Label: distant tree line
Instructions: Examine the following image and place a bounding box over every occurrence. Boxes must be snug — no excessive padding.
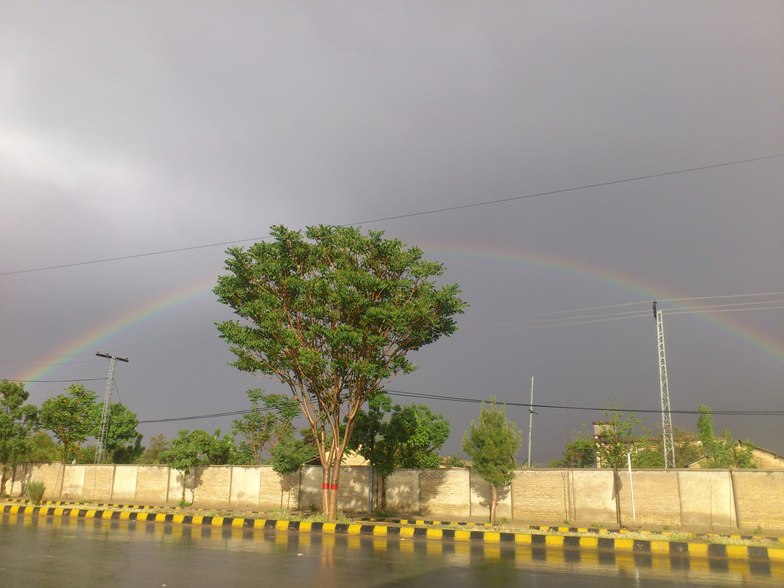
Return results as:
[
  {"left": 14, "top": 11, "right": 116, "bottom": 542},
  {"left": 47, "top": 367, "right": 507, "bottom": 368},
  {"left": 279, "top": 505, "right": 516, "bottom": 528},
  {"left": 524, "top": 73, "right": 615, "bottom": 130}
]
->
[{"left": 549, "top": 401, "right": 757, "bottom": 470}]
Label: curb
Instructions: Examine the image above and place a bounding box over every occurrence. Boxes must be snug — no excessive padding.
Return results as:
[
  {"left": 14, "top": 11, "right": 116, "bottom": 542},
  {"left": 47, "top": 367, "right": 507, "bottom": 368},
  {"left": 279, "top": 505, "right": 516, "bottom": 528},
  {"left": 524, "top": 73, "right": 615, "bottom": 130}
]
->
[{"left": 3, "top": 501, "right": 784, "bottom": 565}]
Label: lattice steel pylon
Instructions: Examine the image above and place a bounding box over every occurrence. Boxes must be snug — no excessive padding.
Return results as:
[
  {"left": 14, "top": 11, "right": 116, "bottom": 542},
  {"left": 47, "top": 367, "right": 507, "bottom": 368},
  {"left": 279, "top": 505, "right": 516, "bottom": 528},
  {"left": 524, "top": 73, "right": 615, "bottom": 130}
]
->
[
  {"left": 95, "top": 352, "right": 129, "bottom": 464},
  {"left": 654, "top": 304, "right": 676, "bottom": 468}
]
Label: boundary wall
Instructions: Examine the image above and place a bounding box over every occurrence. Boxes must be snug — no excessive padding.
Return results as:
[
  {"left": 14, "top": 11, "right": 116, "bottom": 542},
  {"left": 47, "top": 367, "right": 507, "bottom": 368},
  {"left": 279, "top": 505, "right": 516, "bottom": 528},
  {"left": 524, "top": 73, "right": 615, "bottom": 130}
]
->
[{"left": 9, "top": 464, "right": 784, "bottom": 531}]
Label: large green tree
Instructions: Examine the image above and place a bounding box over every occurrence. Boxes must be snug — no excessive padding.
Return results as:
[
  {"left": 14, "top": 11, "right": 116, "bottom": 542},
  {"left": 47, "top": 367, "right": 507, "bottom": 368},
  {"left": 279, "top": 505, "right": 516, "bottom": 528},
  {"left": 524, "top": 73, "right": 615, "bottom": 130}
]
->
[
  {"left": 40, "top": 384, "right": 100, "bottom": 462},
  {"left": 0, "top": 380, "right": 38, "bottom": 494},
  {"left": 462, "top": 398, "right": 522, "bottom": 523},
  {"left": 215, "top": 225, "right": 466, "bottom": 519}
]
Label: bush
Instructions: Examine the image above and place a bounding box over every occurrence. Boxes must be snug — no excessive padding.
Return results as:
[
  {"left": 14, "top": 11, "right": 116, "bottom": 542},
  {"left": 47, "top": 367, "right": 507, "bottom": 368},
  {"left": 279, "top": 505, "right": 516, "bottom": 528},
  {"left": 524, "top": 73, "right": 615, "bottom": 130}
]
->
[{"left": 27, "top": 481, "right": 46, "bottom": 505}]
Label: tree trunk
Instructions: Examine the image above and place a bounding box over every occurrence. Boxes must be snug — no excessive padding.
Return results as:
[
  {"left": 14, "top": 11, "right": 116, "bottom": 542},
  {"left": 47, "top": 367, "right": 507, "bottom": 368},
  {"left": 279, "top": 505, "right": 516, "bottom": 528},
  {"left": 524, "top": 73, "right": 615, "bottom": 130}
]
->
[
  {"left": 0, "top": 465, "right": 9, "bottom": 496},
  {"left": 381, "top": 475, "right": 387, "bottom": 511},
  {"left": 490, "top": 484, "right": 498, "bottom": 524}
]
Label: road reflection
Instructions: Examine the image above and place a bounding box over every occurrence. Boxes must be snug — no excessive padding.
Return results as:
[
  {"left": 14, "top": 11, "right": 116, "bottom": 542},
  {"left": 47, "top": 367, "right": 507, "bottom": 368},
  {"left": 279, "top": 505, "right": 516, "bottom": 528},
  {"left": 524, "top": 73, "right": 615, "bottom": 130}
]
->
[{"left": 1, "top": 514, "right": 780, "bottom": 587}]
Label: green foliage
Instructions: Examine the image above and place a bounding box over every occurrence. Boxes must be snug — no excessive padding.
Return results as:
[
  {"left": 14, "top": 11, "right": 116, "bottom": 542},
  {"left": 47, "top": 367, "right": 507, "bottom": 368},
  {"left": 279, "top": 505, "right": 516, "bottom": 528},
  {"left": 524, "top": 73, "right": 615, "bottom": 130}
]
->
[
  {"left": 696, "top": 405, "right": 757, "bottom": 468},
  {"left": 349, "top": 392, "right": 449, "bottom": 508},
  {"left": 161, "top": 429, "right": 234, "bottom": 501},
  {"left": 26, "top": 480, "right": 45, "bottom": 505},
  {"left": 28, "top": 432, "right": 59, "bottom": 463},
  {"left": 463, "top": 398, "right": 522, "bottom": 488},
  {"left": 112, "top": 434, "right": 144, "bottom": 464},
  {"left": 40, "top": 384, "right": 100, "bottom": 462},
  {"left": 594, "top": 401, "right": 639, "bottom": 469},
  {"left": 215, "top": 225, "right": 466, "bottom": 518},
  {"left": 551, "top": 432, "right": 596, "bottom": 468},
  {"left": 102, "top": 402, "right": 141, "bottom": 458},
  {"left": 136, "top": 433, "right": 169, "bottom": 464},
  {"left": 442, "top": 455, "right": 466, "bottom": 468},
  {"left": 0, "top": 380, "right": 39, "bottom": 493},
  {"left": 270, "top": 436, "right": 316, "bottom": 475},
  {"left": 391, "top": 404, "right": 450, "bottom": 469},
  {"left": 462, "top": 398, "right": 522, "bottom": 522},
  {"left": 232, "top": 389, "right": 300, "bottom": 464}
]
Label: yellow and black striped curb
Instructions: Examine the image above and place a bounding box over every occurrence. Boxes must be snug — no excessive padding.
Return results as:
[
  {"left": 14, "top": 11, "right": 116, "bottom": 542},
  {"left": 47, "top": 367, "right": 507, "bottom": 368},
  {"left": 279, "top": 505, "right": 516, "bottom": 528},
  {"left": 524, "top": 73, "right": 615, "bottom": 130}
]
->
[{"left": 4, "top": 503, "right": 784, "bottom": 564}]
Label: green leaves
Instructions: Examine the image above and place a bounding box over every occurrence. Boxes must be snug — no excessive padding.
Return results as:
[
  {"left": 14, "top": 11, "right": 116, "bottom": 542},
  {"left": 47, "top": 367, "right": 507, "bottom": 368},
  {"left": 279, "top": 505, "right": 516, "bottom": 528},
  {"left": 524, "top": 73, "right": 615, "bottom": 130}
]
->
[
  {"left": 350, "top": 394, "right": 450, "bottom": 477},
  {"left": 462, "top": 398, "right": 522, "bottom": 490},
  {"left": 40, "top": 384, "right": 100, "bottom": 462},
  {"left": 215, "top": 225, "right": 466, "bottom": 517}
]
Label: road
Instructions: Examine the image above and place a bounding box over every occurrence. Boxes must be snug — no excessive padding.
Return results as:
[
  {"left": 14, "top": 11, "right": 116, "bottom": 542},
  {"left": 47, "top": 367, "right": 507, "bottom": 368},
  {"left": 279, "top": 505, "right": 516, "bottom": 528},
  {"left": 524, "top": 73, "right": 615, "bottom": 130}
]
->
[{"left": 0, "top": 514, "right": 779, "bottom": 587}]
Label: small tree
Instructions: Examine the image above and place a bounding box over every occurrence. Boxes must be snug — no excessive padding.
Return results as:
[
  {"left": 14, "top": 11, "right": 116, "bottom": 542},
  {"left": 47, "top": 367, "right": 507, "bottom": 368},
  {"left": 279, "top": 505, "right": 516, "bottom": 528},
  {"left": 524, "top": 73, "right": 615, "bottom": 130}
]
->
[
  {"left": 697, "top": 405, "right": 756, "bottom": 468},
  {"left": 161, "top": 429, "right": 233, "bottom": 503},
  {"left": 462, "top": 398, "right": 522, "bottom": 523},
  {"left": 594, "top": 402, "right": 639, "bottom": 469},
  {"left": 231, "top": 389, "right": 301, "bottom": 464},
  {"left": 136, "top": 433, "right": 169, "bottom": 464},
  {"left": 100, "top": 402, "right": 141, "bottom": 461},
  {"left": 0, "top": 380, "right": 39, "bottom": 494},
  {"left": 349, "top": 393, "right": 449, "bottom": 510},
  {"left": 215, "top": 225, "right": 466, "bottom": 519},
  {"left": 550, "top": 432, "right": 596, "bottom": 468},
  {"left": 40, "top": 384, "right": 100, "bottom": 463}
]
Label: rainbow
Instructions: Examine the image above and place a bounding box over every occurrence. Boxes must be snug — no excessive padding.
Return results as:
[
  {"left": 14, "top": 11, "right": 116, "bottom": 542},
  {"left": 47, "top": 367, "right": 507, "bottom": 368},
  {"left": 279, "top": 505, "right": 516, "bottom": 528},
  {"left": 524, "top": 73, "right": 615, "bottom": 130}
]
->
[
  {"left": 421, "top": 241, "right": 784, "bottom": 364},
  {"left": 14, "top": 242, "right": 784, "bottom": 385},
  {"left": 16, "top": 275, "right": 218, "bottom": 383}
]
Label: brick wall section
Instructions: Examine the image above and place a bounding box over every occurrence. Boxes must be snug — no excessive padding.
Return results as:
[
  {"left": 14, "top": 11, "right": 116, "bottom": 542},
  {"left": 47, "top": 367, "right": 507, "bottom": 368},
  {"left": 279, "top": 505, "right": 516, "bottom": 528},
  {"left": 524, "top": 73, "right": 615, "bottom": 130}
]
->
[
  {"left": 194, "top": 466, "right": 231, "bottom": 506},
  {"left": 228, "top": 466, "right": 261, "bottom": 508},
  {"left": 733, "top": 470, "right": 784, "bottom": 528},
  {"left": 112, "top": 466, "right": 138, "bottom": 501},
  {"left": 616, "top": 470, "right": 682, "bottom": 527},
  {"left": 678, "top": 470, "right": 735, "bottom": 527},
  {"left": 386, "top": 469, "right": 419, "bottom": 512},
  {"left": 10, "top": 463, "right": 784, "bottom": 531},
  {"left": 512, "top": 470, "right": 569, "bottom": 523},
  {"left": 135, "top": 466, "right": 170, "bottom": 504},
  {"left": 419, "top": 468, "right": 470, "bottom": 518},
  {"left": 469, "top": 470, "right": 512, "bottom": 521}
]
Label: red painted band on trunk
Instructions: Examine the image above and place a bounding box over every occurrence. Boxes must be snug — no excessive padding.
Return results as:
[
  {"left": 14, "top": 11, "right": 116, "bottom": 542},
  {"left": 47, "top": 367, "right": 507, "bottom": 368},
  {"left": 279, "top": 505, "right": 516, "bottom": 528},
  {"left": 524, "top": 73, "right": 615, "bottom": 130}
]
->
[
  {"left": 330, "top": 484, "right": 338, "bottom": 490},
  {"left": 322, "top": 484, "right": 329, "bottom": 490}
]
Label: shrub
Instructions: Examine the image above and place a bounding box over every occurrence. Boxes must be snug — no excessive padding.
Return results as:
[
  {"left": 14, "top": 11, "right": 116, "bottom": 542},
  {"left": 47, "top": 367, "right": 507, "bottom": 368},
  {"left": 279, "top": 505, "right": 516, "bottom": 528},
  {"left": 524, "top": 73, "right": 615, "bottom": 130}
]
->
[{"left": 27, "top": 481, "right": 46, "bottom": 505}]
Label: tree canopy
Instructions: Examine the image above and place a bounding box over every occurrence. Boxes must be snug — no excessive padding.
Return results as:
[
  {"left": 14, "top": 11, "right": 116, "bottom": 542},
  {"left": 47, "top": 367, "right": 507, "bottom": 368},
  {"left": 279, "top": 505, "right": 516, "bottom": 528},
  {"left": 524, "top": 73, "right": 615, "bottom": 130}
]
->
[
  {"left": 215, "top": 225, "right": 466, "bottom": 518},
  {"left": 40, "top": 384, "right": 100, "bottom": 463},
  {"left": 231, "top": 389, "right": 301, "bottom": 464},
  {"left": 0, "top": 380, "right": 38, "bottom": 494},
  {"left": 349, "top": 392, "right": 449, "bottom": 510}
]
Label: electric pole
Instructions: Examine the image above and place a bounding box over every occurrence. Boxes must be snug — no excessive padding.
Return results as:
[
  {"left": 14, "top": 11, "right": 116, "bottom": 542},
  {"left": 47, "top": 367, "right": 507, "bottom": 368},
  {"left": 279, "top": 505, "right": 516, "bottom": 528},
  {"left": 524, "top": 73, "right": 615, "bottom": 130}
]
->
[
  {"left": 527, "top": 376, "right": 535, "bottom": 468},
  {"left": 653, "top": 303, "right": 676, "bottom": 468},
  {"left": 95, "top": 352, "right": 129, "bottom": 464}
]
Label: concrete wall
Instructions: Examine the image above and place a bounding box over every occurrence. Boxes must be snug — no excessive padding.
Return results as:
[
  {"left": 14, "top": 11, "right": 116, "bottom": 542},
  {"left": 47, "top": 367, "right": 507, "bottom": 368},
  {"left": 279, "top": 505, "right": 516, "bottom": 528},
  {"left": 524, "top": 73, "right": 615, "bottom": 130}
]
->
[{"left": 10, "top": 464, "right": 784, "bottom": 531}]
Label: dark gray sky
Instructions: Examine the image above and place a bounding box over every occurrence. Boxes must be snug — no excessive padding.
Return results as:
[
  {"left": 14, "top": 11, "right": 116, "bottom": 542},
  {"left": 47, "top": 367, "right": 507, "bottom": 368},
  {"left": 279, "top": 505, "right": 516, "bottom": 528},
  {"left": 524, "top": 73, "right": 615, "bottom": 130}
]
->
[{"left": 2, "top": 1, "right": 783, "bottom": 463}]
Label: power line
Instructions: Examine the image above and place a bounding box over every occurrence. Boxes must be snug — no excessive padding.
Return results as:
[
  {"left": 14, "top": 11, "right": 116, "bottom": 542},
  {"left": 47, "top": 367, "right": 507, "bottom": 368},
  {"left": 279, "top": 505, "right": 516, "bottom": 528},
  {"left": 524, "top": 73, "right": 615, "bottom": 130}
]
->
[
  {"left": 471, "top": 291, "right": 784, "bottom": 326},
  {"left": 382, "top": 389, "right": 784, "bottom": 416},
  {"left": 478, "top": 296, "right": 784, "bottom": 331},
  {"left": 132, "top": 390, "right": 784, "bottom": 425},
  {"left": 138, "top": 407, "right": 272, "bottom": 424},
  {"left": 3, "top": 152, "right": 782, "bottom": 277}
]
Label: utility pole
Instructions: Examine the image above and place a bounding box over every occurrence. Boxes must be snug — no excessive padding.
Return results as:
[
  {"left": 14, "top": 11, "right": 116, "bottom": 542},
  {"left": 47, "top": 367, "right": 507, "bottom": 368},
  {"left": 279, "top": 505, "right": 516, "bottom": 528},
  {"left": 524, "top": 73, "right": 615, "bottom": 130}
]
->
[
  {"left": 653, "top": 303, "right": 676, "bottom": 468},
  {"left": 527, "top": 376, "right": 535, "bottom": 468},
  {"left": 95, "top": 352, "right": 129, "bottom": 464}
]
